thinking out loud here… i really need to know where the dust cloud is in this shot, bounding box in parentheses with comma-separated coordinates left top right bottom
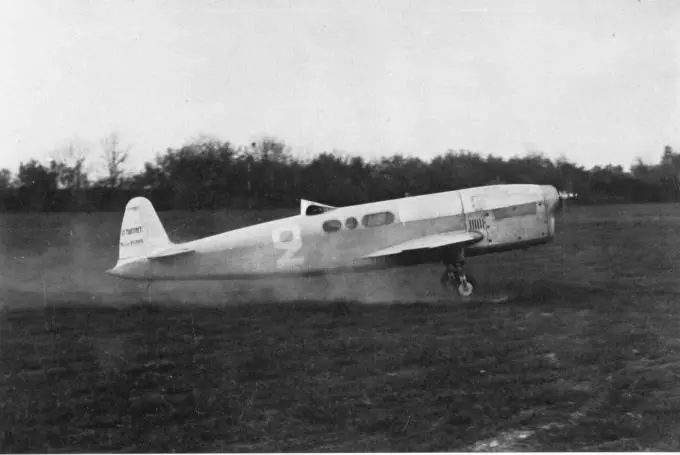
(0, 211, 452, 309)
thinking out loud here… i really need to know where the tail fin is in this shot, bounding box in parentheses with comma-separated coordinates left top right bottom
(117, 197, 171, 263)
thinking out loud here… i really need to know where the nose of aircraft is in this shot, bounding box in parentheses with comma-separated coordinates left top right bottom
(540, 185, 560, 238)
(541, 185, 561, 214)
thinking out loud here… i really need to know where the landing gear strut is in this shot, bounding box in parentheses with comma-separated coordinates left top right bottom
(440, 248, 477, 298)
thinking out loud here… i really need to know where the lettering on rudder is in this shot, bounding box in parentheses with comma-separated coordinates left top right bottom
(119, 238, 144, 247)
(121, 226, 143, 237)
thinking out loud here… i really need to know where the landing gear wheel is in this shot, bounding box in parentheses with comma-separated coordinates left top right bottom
(440, 248, 479, 300)
(440, 271, 478, 298)
(457, 276, 475, 297)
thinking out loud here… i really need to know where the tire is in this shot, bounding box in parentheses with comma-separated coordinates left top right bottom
(457, 274, 477, 298)
(441, 272, 478, 298)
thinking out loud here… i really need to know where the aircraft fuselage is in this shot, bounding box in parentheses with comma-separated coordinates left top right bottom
(108, 184, 561, 281)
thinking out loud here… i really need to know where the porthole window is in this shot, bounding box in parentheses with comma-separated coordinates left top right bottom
(362, 211, 395, 228)
(322, 219, 342, 233)
(345, 217, 358, 230)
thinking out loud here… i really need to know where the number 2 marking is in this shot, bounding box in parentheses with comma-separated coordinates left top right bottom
(272, 226, 304, 268)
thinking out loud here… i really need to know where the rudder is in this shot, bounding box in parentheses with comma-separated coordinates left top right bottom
(117, 197, 171, 263)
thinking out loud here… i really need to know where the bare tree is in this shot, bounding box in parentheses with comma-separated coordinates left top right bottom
(51, 139, 92, 190)
(100, 132, 130, 188)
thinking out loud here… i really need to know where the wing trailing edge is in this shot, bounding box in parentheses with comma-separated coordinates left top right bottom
(362, 231, 484, 259)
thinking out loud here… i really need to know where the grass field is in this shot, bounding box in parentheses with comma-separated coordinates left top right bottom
(2, 203, 680, 451)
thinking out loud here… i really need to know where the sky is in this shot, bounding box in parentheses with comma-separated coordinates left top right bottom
(0, 0, 678, 176)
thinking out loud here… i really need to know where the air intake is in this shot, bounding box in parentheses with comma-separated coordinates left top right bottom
(468, 218, 485, 231)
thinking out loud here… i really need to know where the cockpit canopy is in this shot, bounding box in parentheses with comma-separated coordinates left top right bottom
(300, 199, 337, 216)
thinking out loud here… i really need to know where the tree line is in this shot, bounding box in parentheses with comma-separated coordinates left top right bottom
(0, 132, 678, 212)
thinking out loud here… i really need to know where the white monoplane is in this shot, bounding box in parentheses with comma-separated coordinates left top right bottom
(107, 184, 567, 298)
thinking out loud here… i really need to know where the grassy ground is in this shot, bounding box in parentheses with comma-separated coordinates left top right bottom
(3, 203, 680, 451)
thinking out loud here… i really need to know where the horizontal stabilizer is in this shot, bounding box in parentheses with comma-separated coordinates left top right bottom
(363, 231, 483, 259)
(147, 247, 195, 261)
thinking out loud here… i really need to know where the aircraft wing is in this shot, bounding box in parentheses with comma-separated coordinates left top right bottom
(362, 231, 484, 259)
(147, 246, 195, 261)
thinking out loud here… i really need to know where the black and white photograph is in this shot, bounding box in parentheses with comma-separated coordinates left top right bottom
(1, 0, 678, 451)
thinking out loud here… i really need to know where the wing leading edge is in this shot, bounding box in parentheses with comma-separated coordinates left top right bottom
(362, 231, 484, 259)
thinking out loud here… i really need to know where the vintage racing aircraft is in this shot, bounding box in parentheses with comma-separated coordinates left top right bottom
(106, 184, 568, 298)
